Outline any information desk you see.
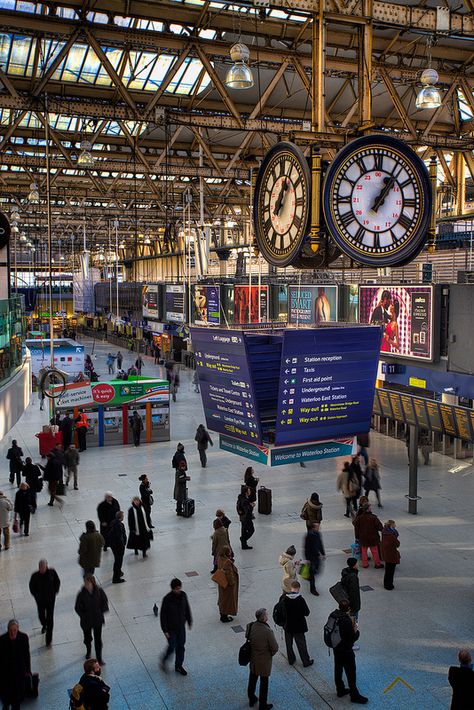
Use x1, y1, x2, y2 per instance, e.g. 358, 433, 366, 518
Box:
51, 377, 170, 447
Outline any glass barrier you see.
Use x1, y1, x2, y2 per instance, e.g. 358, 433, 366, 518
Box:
0, 295, 26, 386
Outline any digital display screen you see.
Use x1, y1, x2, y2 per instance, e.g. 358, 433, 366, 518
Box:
274, 326, 381, 445
400, 394, 417, 426
388, 392, 403, 422
287, 285, 338, 325
373, 391, 382, 416
453, 408, 471, 441
377, 390, 393, 418
142, 284, 159, 319
425, 400, 443, 432
165, 284, 186, 322
412, 398, 430, 429
439, 404, 458, 437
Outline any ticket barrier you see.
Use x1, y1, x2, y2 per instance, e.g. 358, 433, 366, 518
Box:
83, 407, 100, 447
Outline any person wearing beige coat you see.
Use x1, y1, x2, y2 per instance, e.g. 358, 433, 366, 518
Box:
279, 545, 300, 593
246, 608, 278, 710
211, 519, 230, 573
217, 546, 238, 623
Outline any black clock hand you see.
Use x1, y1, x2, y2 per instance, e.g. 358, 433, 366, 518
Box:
371, 175, 395, 213
273, 178, 288, 216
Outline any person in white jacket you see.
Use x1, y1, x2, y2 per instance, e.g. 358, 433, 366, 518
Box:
0, 491, 13, 551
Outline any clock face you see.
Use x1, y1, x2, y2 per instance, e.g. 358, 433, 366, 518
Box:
322, 135, 432, 267
254, 142, 311, 267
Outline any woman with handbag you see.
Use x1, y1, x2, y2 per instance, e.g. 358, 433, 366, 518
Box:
74, 575, 109, 665
127, 497, 152, 558
215, 545, 239, 623
138, 474, 154, 528
211, 519, 231, 574
22, 458, 43, 513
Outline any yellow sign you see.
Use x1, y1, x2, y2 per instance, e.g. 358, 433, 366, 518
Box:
383, 676, 414, 694
409, 377, 426, 389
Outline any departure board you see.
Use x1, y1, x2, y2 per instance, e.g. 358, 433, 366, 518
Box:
275, 326, 380, 445
453, 408, 471, 441
439, 404, 458, 437
191, 328, 262, 444
388, 392, 403, 422
412, 398, 430, 429
400, 394, 417, 426
378, 390, 393, 418
425, 400, 443, 432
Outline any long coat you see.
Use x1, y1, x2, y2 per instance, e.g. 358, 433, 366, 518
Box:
279, 552, 299, 593
75, 585, 109, 630
78, 531, 105, 570
381, 527, 400, 564
246, 621, 278, 677
217, 556, 239, 616
212, 526, 230, 559
353, 509, 383, 547
0, 630, 31, 705
127, 504, 151, 551
173, 469, 187, 502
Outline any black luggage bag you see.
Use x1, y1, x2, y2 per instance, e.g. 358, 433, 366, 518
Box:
258, 486, 272, 515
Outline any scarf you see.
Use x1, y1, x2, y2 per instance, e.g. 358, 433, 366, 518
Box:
132, 505, 150, 534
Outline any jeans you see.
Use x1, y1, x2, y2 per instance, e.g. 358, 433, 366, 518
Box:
308, 560, 319, 591
361, 545, 381, 567
83, 624, 103, 660
111, 544, 125, 581
384, 562, 397, 589
162, 627, 186, 668
36, 601, 55, 644
248, 672, 269, 710
284, 630, 310, 665
198, 448, 207, 467
334, 647, 357, 696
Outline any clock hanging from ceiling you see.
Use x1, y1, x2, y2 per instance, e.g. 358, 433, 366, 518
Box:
253, 134, 433, 269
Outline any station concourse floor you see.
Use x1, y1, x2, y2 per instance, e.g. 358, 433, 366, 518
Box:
1, 337, 473, 710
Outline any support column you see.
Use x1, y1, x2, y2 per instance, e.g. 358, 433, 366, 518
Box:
311, 4, 325, 133
359, 0, 373, 129
407, 424, 419, 514
455, 153, 466, 216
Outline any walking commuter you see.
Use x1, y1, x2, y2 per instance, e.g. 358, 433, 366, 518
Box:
6, 440, 23, 487
192, 369, 199, 393
300, 492, 323, 529
363, 458, 382, 508
246, 608, 278, 710
108, 511, 127, 584
211, 518, 230, 574
160, 578, 193, 676
135, 354, 144, 375
279, 545, 300, 593
0, 619, 31, 709
139, 474, 154, 527
304, 522, 325, 596
448, 649, 474, 709
127, 497, 151, 558
22, 457, 42, 512
244, 466, 259, 504
14, 483, 33, 537
329, 599, 368, 703
340, 558, 361, 622
131, 410, 144, 446
349, 455, 363, 504
336, 462, 359, 518
216, 545, 238, 623
381, 520, 400, 590
283, 580, 313, 667
106, 353, 115, 374
0, 490, 13, 550
75, 408, 89, 451
29, 559, 60, 646
75, 658, 111, 709
97, 492, 120, 552
170, 367, 180, 402
353, 503, 384, 569
194, 424, 213, 468
74, 574, 108, 665
116, 351, 123, 370
65, 444, 80, 489
78, 521, 104, 577
43, 452, 63, 506
174, 460, 190, 517
237, 486, 255, 550
357, 433, 370, 466
59, 412, 73, 450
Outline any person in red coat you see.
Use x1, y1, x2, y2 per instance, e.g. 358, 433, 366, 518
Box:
352, 504, 383, 569
380, 520, 400, 590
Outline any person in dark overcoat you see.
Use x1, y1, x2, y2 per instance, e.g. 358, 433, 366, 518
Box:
108, 511, 127, 584
0, 619, 31, 708
29, 559, 60, 646
74, 574, 108, 665
353, 504, 383, 568
22, 457, 43, 512
244, 466, 259, 504
341, 557, 361, 619
380, 520, 400, 590
216, 545, 239, 623
246, 608, 278, 710
363, 457, 382, 508
127, 497, 151, 557
6, 440, 23, 486
171, 443, 187, 471
304, 521, 326, 595
14, 483, 33, 537
211, 519, 230, 574
97, 492, 120, 552
173, 460, 190, 516
59, 412, 73, 450
42, 452, 63, 507
283, 580, 313, 667
139, 474, 154, 527
194, 424, 213, 468
78, 521, 105, 576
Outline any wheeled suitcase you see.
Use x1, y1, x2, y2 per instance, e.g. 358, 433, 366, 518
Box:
182, 489, 195, 518
258, 486, 272, 515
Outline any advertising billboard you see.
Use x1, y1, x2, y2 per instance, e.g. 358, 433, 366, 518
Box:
165, 284, 186, 322
193, 285, 220, 325
288, 285, 338, 325
359, 285, 433, 360
142, 284, 159, 320
27, 339, 85, 378
234, 285, 268, 324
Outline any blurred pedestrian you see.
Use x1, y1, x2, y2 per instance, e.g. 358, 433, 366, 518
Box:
279, 545, 300, 593
353, 503, 383, 569
22, 458, 43, 513
135, 354, 144, 375
116, 351, 123, 370
74, 574, 108, 665
0, 490, 13, 550
29, 559, 60, 646
65, 444, 80, 490
195, 424, 213, 468
59, 412, 73, 450
363, 458, 382, 508
304, 522, 325, 596
246, 608, 278, 710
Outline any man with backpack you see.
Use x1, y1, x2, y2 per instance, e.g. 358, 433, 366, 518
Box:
70, 658, 110, 709
324, 599, 368, 704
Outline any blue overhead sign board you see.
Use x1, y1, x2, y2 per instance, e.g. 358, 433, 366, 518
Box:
275, 326, 381, 446
191, 328, 262, 444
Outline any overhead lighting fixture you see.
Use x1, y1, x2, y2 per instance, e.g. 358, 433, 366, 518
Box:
19, 233, 27, 242
416, 68, 442, 110
225, 43, 254, 90
28, 182, 40, 203
11, 210, 20, 221
77, 139, 95, 168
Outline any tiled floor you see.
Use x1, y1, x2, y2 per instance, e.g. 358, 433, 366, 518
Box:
1, 337, 472, 709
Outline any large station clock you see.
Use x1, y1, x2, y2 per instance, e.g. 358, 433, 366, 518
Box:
253, 142, 311, 267
322, 134, 432, 267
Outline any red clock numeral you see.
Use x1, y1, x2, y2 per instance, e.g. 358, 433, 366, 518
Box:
374, 225, 380, 231
395, 200, 402, 205
375, 171, 382, 177
352, 197, 360, 203
364, 175, 371, 181
392, 213, 399, 218
385, 222, 392, 227
355, 210, 362, 215
356, 185, 363, 191
363, 220, 369, 225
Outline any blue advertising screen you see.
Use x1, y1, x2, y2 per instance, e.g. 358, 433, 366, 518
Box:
275, 326, 381, 446
193, 285, 220, 325
191, 328, 262, 444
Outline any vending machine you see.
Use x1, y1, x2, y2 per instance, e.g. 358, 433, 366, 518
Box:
103, 406, 123, 446
150, 402, 170, 442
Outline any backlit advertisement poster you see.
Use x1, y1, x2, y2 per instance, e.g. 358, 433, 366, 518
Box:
193, 285, 220, 325
165, 284, 186, 323
234, 285, 268, 324
142, 284, 159, 320
288, 285, 338, 325
359, 285, 433, 360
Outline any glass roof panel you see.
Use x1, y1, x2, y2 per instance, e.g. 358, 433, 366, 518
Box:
143, 54, 175, 90
174, 58, 203, 95
9, 35, 33, 76
126, 51, 158, 90
53, 44, 86, 82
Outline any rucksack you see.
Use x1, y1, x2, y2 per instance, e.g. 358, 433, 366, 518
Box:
272, 594, 287, 627
69, 683, 86, 710
324, 613, 341, 649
